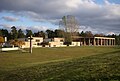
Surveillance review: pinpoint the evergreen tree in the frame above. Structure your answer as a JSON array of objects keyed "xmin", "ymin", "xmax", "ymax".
[
  {"xmin": 26, "ymin": 29, "xmax": 33, "ymax": 37},
  {"xmin": 116, "ymin": 34, "xmax": 120, "ymax": 45},
  {"xmin": 46, "ymin": 29, "xmax": 55, "ymax": 38},
  {"xmin": 54, "ymin": 29, "xmax": 64, "ymax": 38},
  {"xmin": 33, "ymin": 31, "xmax": 45, "ymax": 38},
  {"xmin": 80, "ymin": 31, "xmax": 86, "ymax": 37},
  {"xmin": 10, "ymin": 26, "xmax": 18, "ymax": 39},
  {"xmin": 18, "ymin": 29, "xmax": 25, "ymax": 38},
  {"xmin": 84, "ymin": 31, "xmax": 93, "ymax": 37},
  {"xmin": 1, "ymin": 29, "xmax": 9, "ymax": 37}
]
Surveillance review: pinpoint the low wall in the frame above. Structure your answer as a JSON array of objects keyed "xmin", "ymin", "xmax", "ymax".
[{"xmin": 0, "ymin": 47, "xmax": 19, "ymax": 51}]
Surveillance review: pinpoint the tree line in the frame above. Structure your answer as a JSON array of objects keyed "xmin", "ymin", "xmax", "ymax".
[{"xmin": 0, "ymin": 26, "xmax": 120, "ymax": 45}]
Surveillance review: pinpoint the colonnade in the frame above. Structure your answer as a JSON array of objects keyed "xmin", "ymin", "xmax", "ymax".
[
  {"xmin": 94, "ymin": 37, "xmax": 115, "ymax": 46},
  {"xmin": 80, "ymin": 37, "xmax": 115, "ymax": 46}
]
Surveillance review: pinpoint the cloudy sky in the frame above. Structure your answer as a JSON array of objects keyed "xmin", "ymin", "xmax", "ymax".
[{"xmin": 0, "ymin": 0, "xmax": 120, "ymax": 35}]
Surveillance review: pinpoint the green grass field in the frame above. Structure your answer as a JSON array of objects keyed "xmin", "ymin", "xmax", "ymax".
[{"xmin": 0, "ymin": 46, "xmax": 120, "ymax": 81}]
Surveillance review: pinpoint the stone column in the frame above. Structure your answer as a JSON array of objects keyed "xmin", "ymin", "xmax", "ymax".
[
  {"xmin": 94, "ymin": 38, "xmax": 96, "ymax": 46},
  {"xmin": 105, "ymin": 39, "xmax": 107, "ymax": 46},
  {"xmin": 113, "ymin": 39, "xmax": 114, "ymax": 45},
  {"xmin": 104, "ymin": 39, "xmax": 106, "ymax": 45},
  {"xmin": 112, "ymin": 39, "xmax": 114, "ymax": 46},
  {"xmin": 88, "ymin": 38, "xmax": 90, "ymax": 46}
]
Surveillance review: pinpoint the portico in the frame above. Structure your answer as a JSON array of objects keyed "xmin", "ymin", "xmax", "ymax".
[{"xmin": 79, "ymin": 37, "xmax": 115, "ymax": 46}]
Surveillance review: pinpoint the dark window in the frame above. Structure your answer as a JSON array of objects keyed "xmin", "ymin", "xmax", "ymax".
[
  {"xmin": 36, "ymin": 40, "xmax": 40, "ymax": 42},
  {"xmin": 60, "ymin": 40, "xmax": 63, "ymax": 42}
]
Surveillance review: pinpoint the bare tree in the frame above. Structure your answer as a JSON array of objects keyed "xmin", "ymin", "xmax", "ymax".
[
  {"xmin": 59, "ymin": 15, "xmax": 79, "ymax": 42},
  {"xmin": 60, "ymin": 15, "xmax": 79, "ymax": 33}
]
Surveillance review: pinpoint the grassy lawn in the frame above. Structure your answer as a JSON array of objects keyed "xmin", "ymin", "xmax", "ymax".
[{"xmin": 0, "ymin": 46, "xmax": 120, "ymax": 81}]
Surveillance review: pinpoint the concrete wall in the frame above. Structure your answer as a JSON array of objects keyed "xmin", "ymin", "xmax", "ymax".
[
  {"xmin": 54, "ymin": 38, "xmax": 64, "ymax": 42},
  {"xmin": 0, "ymin": 47, "xmax": 19, "ymax": 51},
  {"xmin": 49, "ymin": 42, "xmax": 65, "ymax": 47}
]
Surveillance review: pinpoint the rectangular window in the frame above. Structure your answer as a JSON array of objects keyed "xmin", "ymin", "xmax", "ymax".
[
  {"xmin": 60, "ymin": 40, "xmax": 63, "ymax": 42},
  {"xmin": 36, "ymin": 40, "xmax": 40, "ymax": 42}
]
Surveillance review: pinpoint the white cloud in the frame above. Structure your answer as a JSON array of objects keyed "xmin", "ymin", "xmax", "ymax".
[
  {"xmin": 66, "ymin": 0, "xmax": 80, "ymax": 8},
  {"xmin": 106, "ymin": 32, "xmax": 115, "ymax": 35},
  {"xmin": 0, "ymin": 24, "xmax": 49, "ymax": 32},
  {"xmin": 15, "ymin": 25, "xmax": 49, "ymax": 32},
  {"xmin": 104, "ymin": 0, "xmax": 111, "ymax": 5},
  {"xmin": 80, "ymin": 25, "xmax": 99, "ymax": 34},
  {"xmin": 29, "ymin": 26, "xmax": 48, "ymax": 32}
]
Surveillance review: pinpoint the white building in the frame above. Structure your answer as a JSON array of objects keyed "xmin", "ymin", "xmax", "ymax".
[
  {"xmin": 18, "ymin": 37, "xmax": 43, "ymax": 48},
  {"xmin": 18, "ymin": 36, "xmax": 116, "ymax": 48},
  {"xmin": 44, "ymin": 38, "xmax": 81, "ymax": 47}
]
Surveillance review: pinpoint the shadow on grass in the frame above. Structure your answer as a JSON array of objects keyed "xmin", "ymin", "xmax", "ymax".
[{"xmin": 102, "ymin": 50, "xmax": 120, "ymax": 55}]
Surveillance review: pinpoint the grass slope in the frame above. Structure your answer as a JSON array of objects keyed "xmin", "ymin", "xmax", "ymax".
[{"xmin": 0, "ymin": 46, "xmax": 120, "ymax": 81}]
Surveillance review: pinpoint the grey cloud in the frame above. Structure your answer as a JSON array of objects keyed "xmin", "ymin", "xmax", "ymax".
[
  {"xmin": 0, "ymin": 0, "xmax": 120, "ymax": 34},
  {"xmin": 0, "ymin": 24, "xmax": 12, "ymax": 29},
  {"xmin": 2, "ymin": 16, "xmax": 19, "ymax": 22},
  {"xmin": 0, "ymin": 0, "xmax": 70, "ymax": 16}
]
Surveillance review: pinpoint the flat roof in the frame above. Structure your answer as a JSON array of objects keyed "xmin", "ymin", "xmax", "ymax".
[
  {"xmin": 94, "ymin": 37, "xmax": 115, "ymax": 39},
  {"xmin": 78, "ymin": 36, "xmax": 115, "ymax": 39}
]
